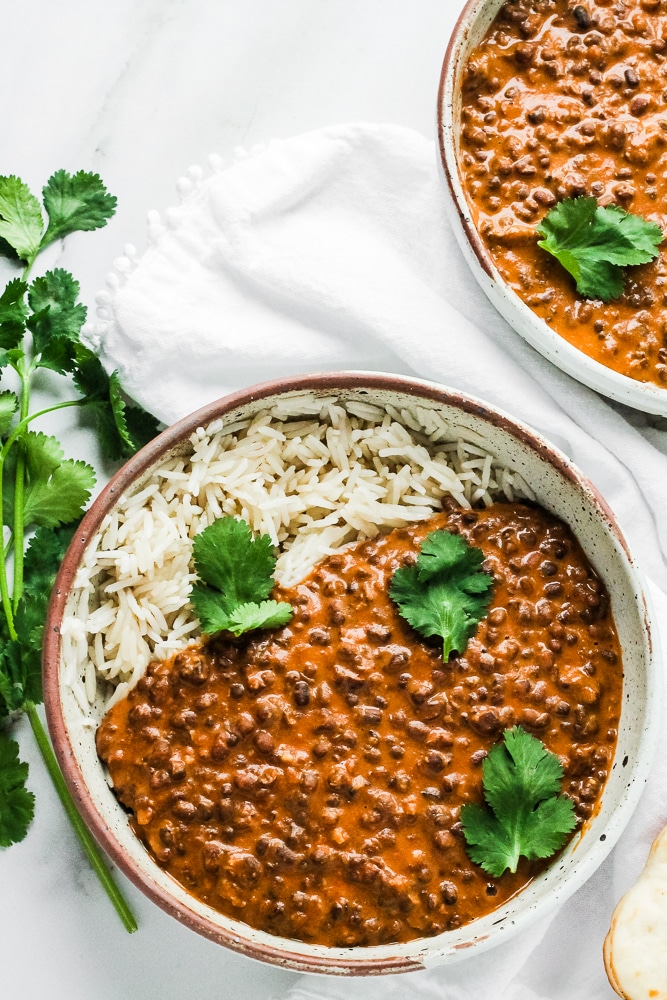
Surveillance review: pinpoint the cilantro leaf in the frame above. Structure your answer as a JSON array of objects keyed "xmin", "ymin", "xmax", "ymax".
[
  {"xmin": 74, "ymin": 355, "xmax": 127, "ymax": 457},
  {"xmin": 0, "ymin": 525, "xmax": 78, "ymax": 711},
  {"xmin": 188, "ymin": 585, "xmax": 236, "ymax": 635},
  {"xmin": 86, "ymin": 396, "xmax": 158, "ymax": 462},
  {"xmin": 192, "ymin": 596, "xmax": 294, "ymax": 637},
  {"xmin": 27, "ymin": 269, "xmax": 86, "ymax": 370},
  {"xmin": 193, "ymin": 517, "xmax": 276, "ymax": 601},
  {"xmin": 4, "ymin": 432, "xmax": 95, "ymax": 530},
  {"xmin": 13, "ymin": 524, "xmax": 78, "ymax": 706},
  {"xmin": 3, "ymin": 349, "xmax": 24, "ymax": 369},
  {"xmin": 23, "ymin": 448, "xmax": 95, "ymax": 530},
  {"xmin": 536, "ymin": 197, "xmax": 663, "ymax": 301},
  {"xmin": 0, "ymin": 674, "xmax": 12, "ymax": 718},
  {"xmin": 23, "ymin": 523, "xmax": 77, "ymax": 603},
  {"xmin": 34, "ymin": 336, "xmax": 76, "ymax": 377},
  {"xmin": 73, "ymin": 347, "xmax": 159, "ymax": 459},
  {"xmin": 108, "ymin": 371, "xmax": 134, "ymax": 451},
  {"xmin": 41, "ymin": 170, "xmax": 117, "ymax": 249},
  {"xmin": 190, "ymin": 517, "xmax": 293, "ymax": 637},
  {"xmin": 0, "ymin": 176, "xmax": 44, "ymax": 263},
  {"xmin": 416, "ymin": 529, "xmax": 471, "ymax": 579},
  {"xmin": 0, "ymin": 392, "xmax": 18, "ymax": 438},
  {"xmin": 0, "ymin": 731, "xmax": 35, "ymax": 847},
  {"xmin": 123, "ymin": 400, "xmax": 162, "ymax": 455},
  {"xmin": 389, "ymin": 529, "xmax": 493, "ymax": 660},
  {"xmin": 460, "ymin": 727, "xmax": 577, "ymax": 877},
  {"xmin": 597, "ymin": 204, "xmax": 666, "ymax": 262},
  {"xmin": 107, "ymin": 370, "xmax": 160, "ymax": 457},
  {"xmin": 0, "ymin": 279, "xmax": 28, "ymax": 351},
  {"xmin": 226, "ymin": 601, "xmax": 294, "ymax": 635},
  {"xmin": 1, "ymin": 633, "xmax": 40, "ymax": 710},
  {"xmin": 0, "ymin": 639, "xmax": 23, "ymax": 714},
  {"xmin": 0, "ymin": 237, "xmax": 20, "ymax": 263},
  {"xmin": 72, "ymin": 343, "xmax": 106, "ymax": 396}
]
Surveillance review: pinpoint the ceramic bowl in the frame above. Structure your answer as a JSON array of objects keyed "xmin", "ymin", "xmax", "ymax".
[
  {"xmin": 437, "ymin": 0, "xmax": 667, "ymax": 416},
  {"xmin": 43, "ymin": 372, "xmax": 659, "ymax": 974}
]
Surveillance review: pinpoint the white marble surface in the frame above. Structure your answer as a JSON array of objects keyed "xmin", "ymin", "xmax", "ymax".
[{"xmin": 0, "ymin": 2, "xmax": 466, "ymax": 998}]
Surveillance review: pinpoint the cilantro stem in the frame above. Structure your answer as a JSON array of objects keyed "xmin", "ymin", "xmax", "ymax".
[
  {"xmin": 0, "ymin": 555, "xmax": 17, "ymax": 640},
  {"xmin": 24, "ymin": 701, "xmax": 138, "ymax": 933},
  {"xmin": 0, "ymin": 399, "xmax": 86, "ymax": 466},
  {"xmin": 0, "ymin": 393, "xmax": 87, "ymax": 637},
  {"xmin": 505, "ymin": 822, "xmax": 522, "ymax": 875},
  {"xmin": 12, "ymin": 364, "xmax": 31, "ymax": 612},
  {"xmin": 0, "ymin": 451, "xmax": 17, "ymax": 641}
]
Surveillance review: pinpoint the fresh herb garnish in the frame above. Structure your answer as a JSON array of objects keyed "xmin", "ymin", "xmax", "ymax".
[
  {"xmin": 190, "ymin": 516, "xmax": 293, "ymax": 637},
  {"xmin": 0, "ymin": 734, "xmax": 34, "ymax": 847},
  {"xmin": 389, "ymin": 528, "xmax": 494, "ymax": 660},
  {"xmin": 460, "ymin": 727, "xmax": 577, "ymax": 877},
  {"xmin": 536, "ymin": 196, "xmax": 663, "ymax": 302},
  {"xmin": 0, "ymin": 169, "xmax": 160, "ymax": 932}
]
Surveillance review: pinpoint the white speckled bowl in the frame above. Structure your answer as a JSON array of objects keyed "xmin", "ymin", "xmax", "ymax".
[
  {"xmin": 44, "ymin": 372, "xmax": 659, "ymax": 974},
  {"xmin": 437, "ymin": 0, "xmax": 667, "ymax": 415}
]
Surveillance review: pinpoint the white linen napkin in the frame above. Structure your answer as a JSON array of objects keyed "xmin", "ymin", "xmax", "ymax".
[{"xmin": 89, "ymin": 123, "xmax": 667, "ymax": 999}]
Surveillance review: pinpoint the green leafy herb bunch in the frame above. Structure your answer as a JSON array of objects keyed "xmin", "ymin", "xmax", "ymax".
[{"xmin": 0, "ymin": 169, "xmax": 160, "ymax": 932}]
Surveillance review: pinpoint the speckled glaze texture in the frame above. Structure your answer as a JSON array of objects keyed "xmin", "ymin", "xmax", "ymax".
[
  {"xmin": 43, "ymin": 373, "xmax": 660, "ymax": 975},
  {"xmin": 437, "ymin": 0, "xmax": 667, "ymax": 416}
]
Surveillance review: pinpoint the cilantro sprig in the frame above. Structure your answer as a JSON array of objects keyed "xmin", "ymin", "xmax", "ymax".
[
  {"xmin": 0, "ymin": 169, "xmax": 160, "ymax": 933},
  {"xmin": 0, "ymin": 172, "xmax": 116, "ymax": 270},
  {"xmin": 536, "ymin": 197, "xmax": 663, "ymax": 302},
  {"xmin": 389, "ymin": 528, "xmax": 494, "ymax": 660},
  {"xmin": 190, "ymin": 517, "xmax": 293, "ymax": 637},
  {"xmin": 461, "ymin": 727, "xmax": 577, "ymax": 877}
]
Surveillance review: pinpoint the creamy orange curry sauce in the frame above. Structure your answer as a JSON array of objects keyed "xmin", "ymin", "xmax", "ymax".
[
  {"xmin": 97, "ymin": 501, "xmax": 622, "ymax": 947},
  {"xmin": 459, "ymin": 0, "xmax": 667, "ymax": 385}
]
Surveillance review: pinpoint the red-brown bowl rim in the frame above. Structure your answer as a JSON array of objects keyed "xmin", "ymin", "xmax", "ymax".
[
  {"xmin": 42, "ymin": 370, "xmax": 639, "ymax": 974},
  {"xmin": 437, "ymin": 0, "xmax": 498, "ymax": 282}
]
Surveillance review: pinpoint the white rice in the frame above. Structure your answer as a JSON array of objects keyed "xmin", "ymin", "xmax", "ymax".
[{"xmin": 63, "ymin": 395, "xmax": 534, "ymax": 713}]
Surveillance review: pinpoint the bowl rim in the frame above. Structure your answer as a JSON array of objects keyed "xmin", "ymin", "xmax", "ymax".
[
  {"xmin": 436, "ymin": 0, "xmax": 667, "ymax": 415},
  {"xmin": 43, "ymin": 370, "xmax": 659, "ymax": 974}
]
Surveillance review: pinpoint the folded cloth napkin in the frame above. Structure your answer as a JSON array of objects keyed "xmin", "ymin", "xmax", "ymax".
[{"xmin": 89, "ymin": 123, "xmax": 667, "ymax": 999}]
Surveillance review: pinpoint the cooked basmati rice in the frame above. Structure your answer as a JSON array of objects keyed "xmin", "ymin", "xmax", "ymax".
[{"xmin": 63, "ymin": 396, "xmax": 534, "ymax": 714}]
